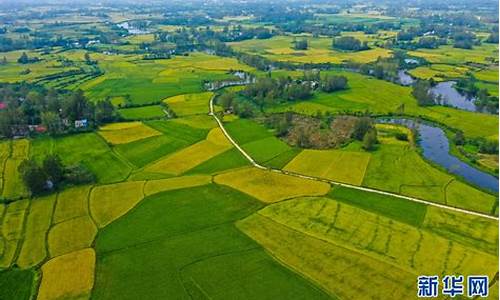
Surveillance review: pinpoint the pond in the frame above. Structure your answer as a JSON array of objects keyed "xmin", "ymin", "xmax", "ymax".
[
  {"xmin": 395, "ymin": 74, "xmax": 488, "ymax": 113},
  {"xmin": 117, "ymin": 22, "xmax": 150, "ymax": 35},
  {"xmin": 380, "ymin": 118, "xmax": 498, "ymax": 193},
  {"xmin": 429, "ymin": 81, "xmax": 478, "ymax": 112}
]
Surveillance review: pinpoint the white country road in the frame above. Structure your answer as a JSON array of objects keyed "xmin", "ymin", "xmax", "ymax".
[{"xmin": 209, "ymin": 95, "xmax": 499, "ymax": 221}]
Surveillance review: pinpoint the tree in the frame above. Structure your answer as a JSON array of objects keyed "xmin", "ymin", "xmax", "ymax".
[
  {"xmin": 293, "ymin": 39, "xmax": 308, "ymax": 50},
  {"xmin": 17, "ymin": 52, "xmax": 29, "ymax": 64},
  {"xmin": 95, "ymin": 98, "xmax": 115, "ymax": 123},
  {"xmin": 284, "ymin": 82, "xmax": 312, "ymax": 101},
  {"xmin": 362, "ymin": 128, "xmax": 378, "ymax": 151},
  {"xmin": 62, "ymin": 89, "xmax": 93, "ymax": 122},
  {"xmin": 417, "ymin": 37, "xmax": 439, "ymax": 49},
  {"xmin": 233, "ymin": 101, "xmax": 255, "ymax": 118},
  {"xmin": 46, "ymin": 88, "xmax": 61, "ymax": 113},
  {"xmin": 43, "ymin": 155, "xmax": 64, "ymax": 185},
  {"xmin": 412, "ymin": 80, "xmax": 435, "ymax": 106},
  {"xmin": 84, "ymin": 52, "xmax": 92, "ymax": 64},
  {"xmin": 352, "ymin": 117, "xmax": 372, "ymax": 140},
  {"xmin": 486, "ymin": 31, "xmax": 499, "ymax": 44},
  {"xmin": 321, "ymin": 75, "xmax": 348, "ymax": 92},
  {"xmin": 0, "ymin": 108, "xmax": 27, "ymax": 138},
  {"xmin": 453, "ymin": 130, "xmax": 465, "ymax": 145},
  {"xmin": 218, "ymin": 92, "xmax": 234, "ymax": 111},
  {"xmin": 41, "ymin": 111, "xmax": 62, "ymax": 135},
  {"xmin": 453, "ymin": 31, "xmax": 475, "ymax": 49},
  {"xmin": 18, "ymin": 158, "xmax": 47, "ymax": 195},
  {"xmin": 295, "ymin": 126, "xmax": 311, "ymax": 148},
  {"xmin": 332, "ymin": 36, "xmax": 369, "ymax": 51}
]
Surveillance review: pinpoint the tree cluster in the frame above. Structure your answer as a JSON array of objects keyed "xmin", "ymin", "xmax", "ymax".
[
  {"xmin": 243, "ymin": 77, "xmax": 313, "ymax": 106},
  {"xmin": 455, "ymin": 75, "xmax": 498, "ymax": 113},
  {"xmin": 263, "ymin": 113, "xmax": 377, "ymax": 151},
  {"xmin": 485, "ymin": 27, "xmax": 499, "ymax": 44},
  {"xmin": 292, "ymin": 39, "xmax": 308, "ymax": 50},
  {"xmin": 453, "ymin": 31, "xmax": 477, "ymax": 49},
  {"xmin": 411, "ymin": 80, "xmax": 436, "ymax": 106},
  {"xmin": 332, "ymin": 36, "xmax": 369, "ymax": 51},
  {"xmin": 17, "ymin": 52, "xmax": 40, "ymax": 64},
  {"xmin": 0, "ymin": 83, "xmax": 117, "ymax": 137},
  {"xmin": 19, "ymin": 155, "xmax": 95, "ymax": 195},
  {"xmin": 229, "ymin": 71, "xmax": 348, "ymax": 114},
  {"xmin": 320, "ymin": 75, "xmax": 348, "ymax": 92},
  {"xmin": 351, "ymin": 117, "xmax": 378, "ymax": 151}
]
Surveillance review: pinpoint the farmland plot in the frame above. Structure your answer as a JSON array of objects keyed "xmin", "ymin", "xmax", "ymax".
[
  {"xmin": 238, "ymin": 197, "xmax": 499, "ymax": 300},
  {"xmin": 284, "ymin": 149, "xmax": 371, "ymax": 185},
  {"xmin": 214, "ymin": 167, "xmax": 331, "ymax": 203},
  {"xmin": 93, "ymin": 184, "xmax": 330, "ymax": 300}
]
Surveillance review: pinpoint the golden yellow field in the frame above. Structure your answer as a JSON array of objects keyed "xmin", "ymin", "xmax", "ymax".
[
  {"xmin": 145, "ymin": 127, "xmax": 232, "ymax": 175},
  {"xmin": 144, "ymin": 175, "xmax": 212, "ymax": 196},
  {"xmin": 214, "ymin": 167, "xmax": 331, "ymax": 203},
  {"xmin": 47, "ymin": 216, "xmax": 97, "ymax": 257},
  {"xmin": 98, "ymin": 122, "xmax": 161, "ymax": 144},
  {"xmin": 89, "ymin": 181, "xmax": 145, "ymax": 227},
  {"xmin": 163, "ymin": 92, "xmax": 213, "ymax": 116},
  {"xmin": 0, "ymin": 199, "xmax": 29, "ymax": 268},
  {"xmin": 38, "ymin": 248, "xmax": 96, "ymax": 300},
  {"xmin": 283, "ymin": 149, "xmax": 371, "ymax": 185},
  {"xmin": 229, "ymin": 35, "xmax": 392, "ymax": 64},
  {"xmin": 238, "ymin": 196, "xmax": 498, "ymax": 299},
  {"xmin": 17, "ymin": 195, "xmax": 56, "ymax": 268},
  {"xmin": 53, "ymin": 185, "xmax": 91, "ymax": 223}
]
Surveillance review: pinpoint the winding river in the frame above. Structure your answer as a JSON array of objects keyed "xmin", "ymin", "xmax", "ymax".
[{"xmin": 380, "ymin": 118, "xmax": 498, "ymax": 193}]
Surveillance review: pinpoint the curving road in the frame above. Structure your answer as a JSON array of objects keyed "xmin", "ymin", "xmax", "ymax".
[{"xmin": 209, "ymin": 95, "xmax": 499, "ymax": 221}]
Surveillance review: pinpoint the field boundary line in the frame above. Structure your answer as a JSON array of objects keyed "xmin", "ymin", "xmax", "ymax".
[{"xmin": 208, "ymin": 95, "xmax": 499, "ymax": 221}]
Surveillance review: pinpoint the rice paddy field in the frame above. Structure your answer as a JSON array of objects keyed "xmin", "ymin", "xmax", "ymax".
[
  {"xmin": 229, "ymin": 35, "xmax": 392, "ymax": 64},
  {"xmin": 408, "ymin": 64, "xmax": 472, "ymax": 80},
  {"xmin": 408, "ymin": 44, "xmax": 499, "ymax": 65},
  {"xmin": 0, "ymin": 104, "xmax": 498, "ymax": 299},
  {"xmin": 224, "ymin": 118, "xmax": 302, "ymax": 168},
  {"xmin": 237, "ymin": 195, "xmax": 498, "ymax": 300},
  {"xmin": 118, "ymin": 105, "xmax": 166, "ymax": 120},
  {"xmin": 0, "ymin": 5, "xmax": 498, "ymax": 299},
  {"xmin": 163, "ymin": 92, "xmax": 213, "ymax": 116},
  {"xmin": 79, "ymin": 53, "xmax": 254, "ymax": 105}
]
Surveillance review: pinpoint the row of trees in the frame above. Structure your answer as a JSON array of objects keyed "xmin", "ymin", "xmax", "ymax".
[{"xmin": 19, "ymin": 155, "xmax": 94, "ymax": 195}]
